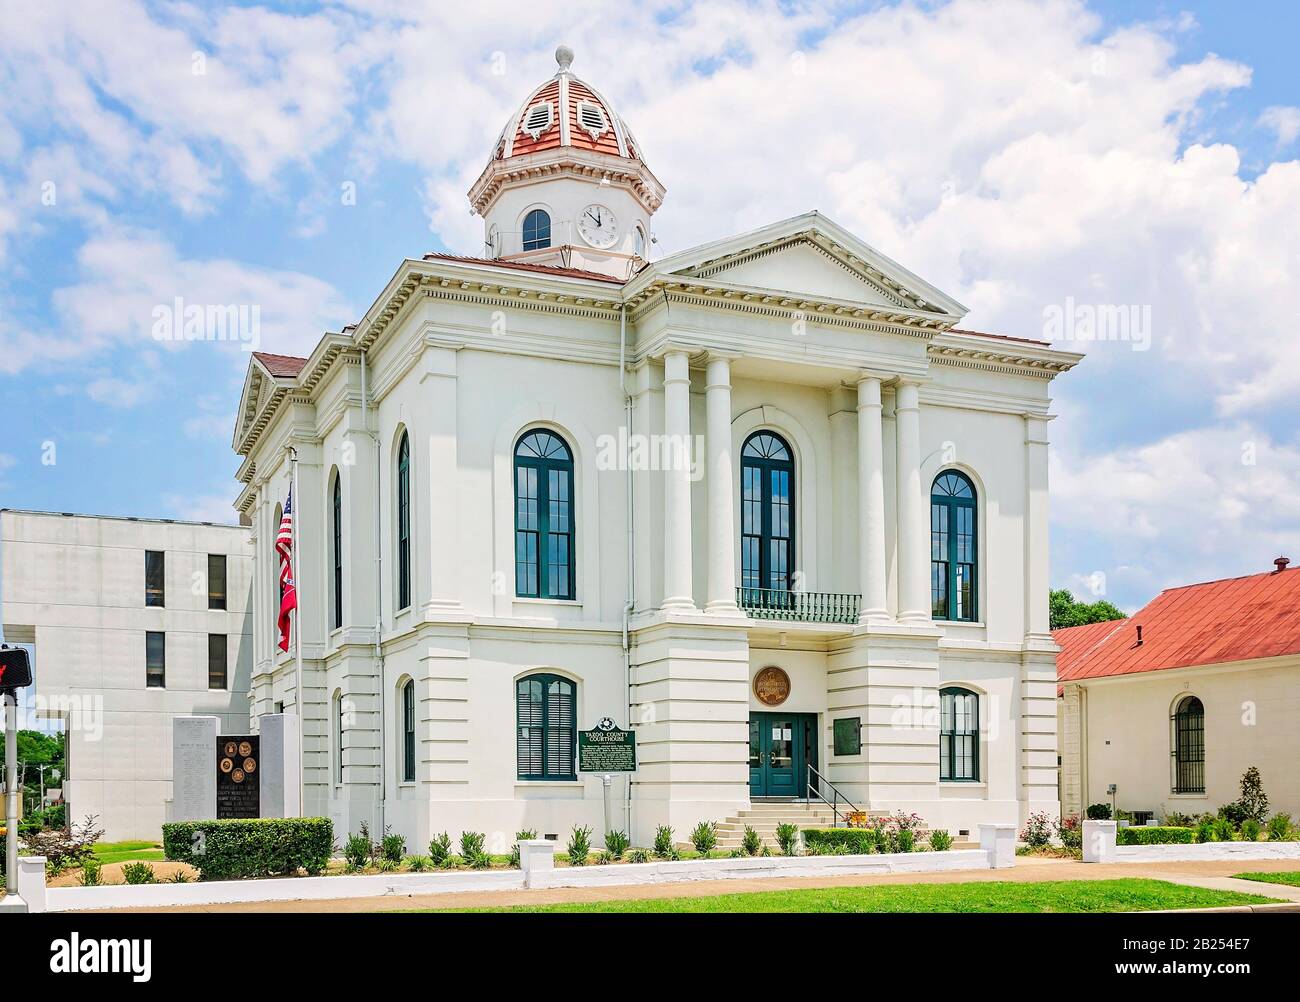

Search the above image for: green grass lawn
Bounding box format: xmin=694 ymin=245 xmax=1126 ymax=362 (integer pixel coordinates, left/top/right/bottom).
xmin=1234 ymin=871 xmax=1300 ymax=888
xmin=92 ymin=840 xmax=165 ymax=864
xmin=440 ymin=878 xmax=1279 ymax=914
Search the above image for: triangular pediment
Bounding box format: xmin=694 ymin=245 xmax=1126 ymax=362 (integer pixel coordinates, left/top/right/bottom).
xmin=649 ymin=212 xmax=969 ymax=320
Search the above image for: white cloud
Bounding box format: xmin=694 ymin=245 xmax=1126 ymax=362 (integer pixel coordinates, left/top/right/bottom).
xmin=162 ymin=491 xmax=241 ymax=525
xmin=85 ymin=376 xmax=150 ymax=408
xmin=1259 ymin=106 xmax=1300 ymax=148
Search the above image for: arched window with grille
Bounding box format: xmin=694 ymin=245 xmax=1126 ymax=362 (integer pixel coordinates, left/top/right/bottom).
xmin=522 ymin=209 xmax=551 ymax=251
xmin=740 ymin=431 xmax=795 ymax=597
xmin=401 ymin=678 xmax=416 ymax=783
xmin=1171 ymin=695 xmax=1205 ymax=794
xmin=514 ymin=430 xmax=574 ymax=599
xmin=516 ymin=673 xmax=576 ymax=781
xmin=931 ymin=471 xmax=977 ymax=622
xmin=940 ymin=687 xmax=979 ymax=782
xmin=396 ymin=431 xmax=411 ymax=610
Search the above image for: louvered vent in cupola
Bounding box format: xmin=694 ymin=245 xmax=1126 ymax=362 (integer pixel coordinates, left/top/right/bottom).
xmin=522 ymin=102 xmax=553 ymax=139
xmin=576 ymin=99 xmax=607 ymax=138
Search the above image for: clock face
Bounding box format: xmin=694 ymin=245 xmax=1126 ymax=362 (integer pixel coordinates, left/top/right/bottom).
xmin=577 ymin=204 xmax=619 ymax=249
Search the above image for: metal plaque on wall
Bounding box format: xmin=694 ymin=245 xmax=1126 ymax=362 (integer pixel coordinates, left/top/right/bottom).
xmin=216 ymin=735 xmax=260 ymax=819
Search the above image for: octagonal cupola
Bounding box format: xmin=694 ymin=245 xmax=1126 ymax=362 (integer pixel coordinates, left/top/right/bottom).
xmin=468 ymin=45 xmax=665 ymax=278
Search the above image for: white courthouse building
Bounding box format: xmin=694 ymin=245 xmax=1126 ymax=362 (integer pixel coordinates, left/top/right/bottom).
xmin=0 ymin=510 xmax=253 ymax=840
xmin=233 ymin=47 xmax=1081 ymax=850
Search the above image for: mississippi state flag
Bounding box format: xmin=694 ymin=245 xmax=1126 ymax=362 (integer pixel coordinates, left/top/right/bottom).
xmin=276 ymin=488 xmax=297 ymax=652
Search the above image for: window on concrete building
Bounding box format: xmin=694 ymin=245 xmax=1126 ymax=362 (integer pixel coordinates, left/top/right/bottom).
xmin=1171 ymin=695 xmax=1205 ymax=794
xmin=397 ymin=432 xmax=411 ymax=610
xmin=522 ymin=208 xmax=551 ymax=251
xmin=402 ymin=679 xmax=416 ymax=783
xmin=940 ymin=687 xmax=979 ymax=781
xmin=514 ymin=430 xmax=574 ymax=600
xmin=931 ymin=471 xmax=977 ymax=622
xmin=208 ymin=553 xmax=227 ymax=610
xmin=331 ymin=471 xmax=343 ymax=630
xmin=740 ymin=431 xmax=795 ymax=597
xmin=516 ymin=673 xmax=576 ymax=781
xmin=146 ymin=631 xmax=166 ymax=688
xmin=208 ymin=633 xmax=227 ymax=689
xmin=145 ymin=550 xmax=166 ymax=607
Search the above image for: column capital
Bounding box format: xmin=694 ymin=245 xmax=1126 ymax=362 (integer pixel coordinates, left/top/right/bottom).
xmin=704 ymin=354 xmax=734 ymax=388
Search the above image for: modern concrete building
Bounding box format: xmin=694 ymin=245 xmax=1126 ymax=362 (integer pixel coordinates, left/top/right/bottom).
xmin=0 ymin=509 xmax=253 ymax=840
xmin=232 ymin=47 xmax=1081 ymax=853
xmin=1057 ymin=558 xmax=1300 ymax=822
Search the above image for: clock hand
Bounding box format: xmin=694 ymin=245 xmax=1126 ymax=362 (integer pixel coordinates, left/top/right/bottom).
xmin=585 ymin=210 xmax=599 ymax=225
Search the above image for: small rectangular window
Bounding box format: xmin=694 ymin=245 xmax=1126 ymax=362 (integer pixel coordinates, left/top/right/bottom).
xmin=208 ymin=554 xmax=227 ymax=610
xmin=145 ymin=551 xmax=165 ymax=607
xmin=208 ymin=634 xmax=228 ymax=690
xmin=146 ymin=631 xmax=166 ymax=688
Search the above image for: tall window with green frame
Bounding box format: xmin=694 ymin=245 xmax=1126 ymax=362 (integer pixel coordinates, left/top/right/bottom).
xmin=939 ymin=686 xmax=979 ymax=781
xmin=516 ymin=673 xmax=576 ymax=781
xmin=401 ymin=679 xmax=416 ymax=783
xmin=931 ymin=471 xmax=977 ymax=621
xmin=396 ymin=432 xmax=411 ymax=610
xmin=740 ymin=431 xmax=795 ymax=595
xmin=514 ymin=430 xmax=574 ymax=599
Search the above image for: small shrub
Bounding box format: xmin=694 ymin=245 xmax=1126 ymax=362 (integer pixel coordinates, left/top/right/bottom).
xmin=1020 ymin=811 xmax=1053 ymax=849
xmin=566 ymin=825 xmax=593 ymax=866
xmin=775 ymin=822 xmax=800 ymax=857
xmin=729 ymin=848 xmax=746 ymax=858
xmin=169 ymin=870 xmax=191 ymax=883
xmin=468 ymin=850 xmax=492 ymax=870
xmin=121 ymin=862 xmax=156 ymax=885
xmin=802 ymin=828 xmax=879 ymax=855
xmin=690 ymin=821 xmax=718 ymax=858
xmin=1195 ymin=818 xmax=1215 ymax=844
xmin=928 ymin=829 xmax=953 ymax=852
xmin=405 ymin=855 xmax=432 ymax=872
xmin=459 ymin=831 xmax=486 ymax=860
xmin=162 ymin=817 xmax=333 ymax=881
xmin=1267 ymin=813 xmax=1293 ymax=842
xmin=20 ymin=813 xmax=104 ymax=873
xmin=1117 ymin=826 xmax=1196 ymax=846
xmin=376 ymin=857 xmax=398 ymax=872
xmin=1056 ymin=814 xmax=1082 ymax=851
xmin=627 ymin=848 xmax=650 ymax=864
xmin=896 ymin=829 xmax=915 ymax=853
xmin=428 ymin=832 xmax=452 ymax=865
xmin=80 ymin=859 xmax=102 ymax=886
xmin=653 ymin=825 xmax=677 ymax=860
xmin=508 ymin=829 xmax=538 ymax=868
xmin=380 ymin=832 xmax=406 ymax=864
xmin=343 ymin=832 xmax=370 ymax=871
xmin=1211 ymin=816 xmax=1237 ymax=842
xmin=1164 ymin=811 xmax=1196 ymax=828
xmin=605 ymin=829 xmax=630 ymax=859
xmin=741 ymin=825 xmax=762 ymax=857
xmin=1240 ymin=818 xmax=1261 ymax=842
xmin=594 ymin=850 xmax=613 ymax=865
xmin=1236 ymin=766 xmax=1269 ymax=823
xmin=439 ymin=855 xmax=460 ymax=870
xmin=1086 ymin=802 xmax=1113 ymax=820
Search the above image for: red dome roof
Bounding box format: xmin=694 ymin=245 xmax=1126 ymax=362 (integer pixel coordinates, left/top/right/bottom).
xmin=489 ymin=46 xmax=645 ymax=165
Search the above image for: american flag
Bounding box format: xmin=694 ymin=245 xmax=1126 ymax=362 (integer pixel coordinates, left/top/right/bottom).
xmin=276 ymin=487 xmax=297 ymax=653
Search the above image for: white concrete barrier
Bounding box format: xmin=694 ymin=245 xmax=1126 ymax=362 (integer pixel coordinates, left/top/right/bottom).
xmin=1083 ymin=820 xmax=1117 ymax=863
xmin=980 ymin=823 xmax=1017 ymax=868
xmin=16 ymin=856 xmax=47 ymax=913
xmin=1081 ymin=820 xmax=1300 ymax=864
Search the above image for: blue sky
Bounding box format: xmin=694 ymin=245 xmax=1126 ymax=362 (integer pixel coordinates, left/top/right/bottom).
xmin=1 ymin=0 xmax=1298 ymax=613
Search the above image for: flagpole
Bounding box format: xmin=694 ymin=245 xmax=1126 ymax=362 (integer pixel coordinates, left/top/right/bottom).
xmin=289 ymin=447 xmax=306 ymax=819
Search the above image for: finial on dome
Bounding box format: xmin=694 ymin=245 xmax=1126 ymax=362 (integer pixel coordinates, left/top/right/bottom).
xmin=555 ymin=45 xmax=574 ymax=74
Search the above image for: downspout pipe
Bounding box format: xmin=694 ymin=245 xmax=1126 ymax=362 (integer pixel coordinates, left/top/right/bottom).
xmin=362 ymin=351 xmax=386 ymax=837
xmin=620 ymin=303 xmax=635 ymax=839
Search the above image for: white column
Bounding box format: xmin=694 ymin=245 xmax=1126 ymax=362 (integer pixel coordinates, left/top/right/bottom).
xmin=661 ymin=350 xmax=696 ymax=610
xmin=705 ymin=356 xmax=737 ymax=613
xmin=857 ymin=374 xmax=889 ymax=624
xmin=1024 ymin=415 xmax=1052 ymax=641
xmin=895 ymin=378 xmax=929 ymax=623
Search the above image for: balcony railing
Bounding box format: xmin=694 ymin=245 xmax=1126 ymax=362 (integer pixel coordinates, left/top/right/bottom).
xmin=737 ymin=587 xmax=861 ymax=625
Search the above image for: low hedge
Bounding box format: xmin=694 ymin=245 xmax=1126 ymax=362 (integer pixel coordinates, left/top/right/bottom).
xmin=162 ymin=817 xmax=333 ymax=881
xmin=1117 ymin=825 xmax=1195 ymax=846
xmin=802 ymin=827 xmax=881 ymax=854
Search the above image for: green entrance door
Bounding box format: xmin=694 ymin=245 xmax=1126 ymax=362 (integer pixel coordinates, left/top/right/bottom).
xmin=748 ymin=712 xmax=816 ymax=798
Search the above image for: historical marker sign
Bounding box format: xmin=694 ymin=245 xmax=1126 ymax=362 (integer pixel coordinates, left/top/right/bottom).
xmin=216 ymin=735 xmax=260 ymax=819
xmin=578 ymin=724 xmax=636 ymax=773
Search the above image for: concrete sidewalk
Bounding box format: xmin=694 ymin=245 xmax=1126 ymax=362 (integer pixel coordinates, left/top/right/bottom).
xmin=94 ymin=855 xmax=1300 ymax=913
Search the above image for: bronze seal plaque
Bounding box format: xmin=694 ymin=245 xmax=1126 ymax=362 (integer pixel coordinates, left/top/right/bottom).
xmin=753 ymin=666 xmax=791 ymax=707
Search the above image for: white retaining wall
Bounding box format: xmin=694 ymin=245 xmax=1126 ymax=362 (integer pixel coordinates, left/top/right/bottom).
xmin=1082 ymin=820 xmax=1300 ymax=865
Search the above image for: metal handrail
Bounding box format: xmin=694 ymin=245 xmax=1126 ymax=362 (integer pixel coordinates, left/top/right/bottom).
xmin=806 ymin=763 xmax=862 ymax=828
xmin=736 ymin=587 xmax=860 ymax=624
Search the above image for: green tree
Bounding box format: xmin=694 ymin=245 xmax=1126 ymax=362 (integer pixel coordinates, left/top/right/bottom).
xmin=1050 ymin=589 xmax=1127 ymax=630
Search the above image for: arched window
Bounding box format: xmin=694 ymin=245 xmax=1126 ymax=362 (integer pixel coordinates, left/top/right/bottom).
xmin=516 ymin=673 xmax=576 ymax=781
xmin=940 ymin=687 xmax=979 ymax=781
xmin=514 ymin=430 xmax=574 ymax=599
xmin=333 ymin=690 xmax=344 ymax=785
xmin=331 ymin=472 xmax=343 ymax=630
xmin=1171 ymin=696 xmax=1205 ymax=794
xmin=522 ymin=209 xmax=551 ymax=251
xmin=741 ymin=431 xmax=795 ymax=595
xmin=401 ymin=679 xmax=416 ymax=783
xmin=931 ymin=471 xmax=977 ymax=621
xmin=634 ymin=225 xmax=647 ymax=258
xmin=396 ymin=432 xmax=411 ymax=610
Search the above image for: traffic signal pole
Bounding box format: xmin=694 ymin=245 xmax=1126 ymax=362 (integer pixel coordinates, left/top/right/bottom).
xmin=4 ymin=689 xmax=18 ymax=898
